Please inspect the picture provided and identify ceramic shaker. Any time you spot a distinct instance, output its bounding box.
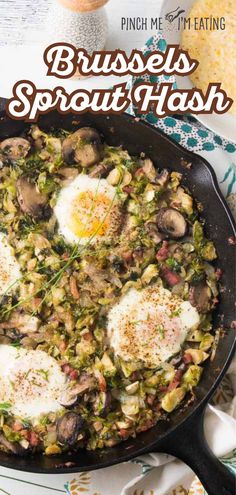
[46,0,109,54]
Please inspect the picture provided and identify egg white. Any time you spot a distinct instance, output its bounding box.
[54,175,122,245]
[0,346,66,420]
[0,233,21,296]
[107,286,200,368]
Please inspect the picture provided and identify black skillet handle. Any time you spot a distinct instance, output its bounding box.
[156,404,235,495]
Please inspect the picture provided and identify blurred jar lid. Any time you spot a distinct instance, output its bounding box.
[58,0,109,13]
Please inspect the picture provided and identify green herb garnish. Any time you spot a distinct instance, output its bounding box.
[0,402,12,411]
[156,325,165,340]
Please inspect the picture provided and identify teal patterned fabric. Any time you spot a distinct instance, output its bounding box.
[127,33,236,221]
[128,33,236,156]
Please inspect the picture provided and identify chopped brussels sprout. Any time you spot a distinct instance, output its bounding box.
[101,352,117,377]
[187,329,205,342]
[119,359,141,378]
[120,395,140,416]
[141,264,159,285]
[200,333,215,351]
[182,365,203,388]
[201,242,217,261]
[161,387,186,412]
[125,381,139,395]
[107,168,121,186]
[193,221,204,250]
[185,348,209,364]
[174,187,193,215]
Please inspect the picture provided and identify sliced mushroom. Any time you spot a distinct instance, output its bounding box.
[17,176,51,219]
[0,312,40,334]
[57,412,84,446]
[156,169,169,186]
[0,311,40,335]
[0,138,30,161]
[62,127,103,167]
[59,373,96,408]
[89,161,114,178]
[56,167,79,186]
[145,222,164,244]
[157,208,187,239]
[0,433,26,455]
[189,281,211,313]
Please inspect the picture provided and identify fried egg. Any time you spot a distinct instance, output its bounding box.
[107,286,200,368]
[0,346,66,420]
[0,233,21,296]
[54,175,122,245]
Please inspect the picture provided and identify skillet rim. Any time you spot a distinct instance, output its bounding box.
[0,109,235,473]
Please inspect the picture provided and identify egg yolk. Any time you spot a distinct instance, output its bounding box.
[68,191,112,239]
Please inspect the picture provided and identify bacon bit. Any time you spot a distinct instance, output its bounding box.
[183,353,193,364]
[61,363,72,375]
[0,321,15,329]
[59,341,67,353]
[156,240,169,261]
[130,371,140,381]
[134,167,144,177]
[83,331,93,342]
[12,421,23,432]
[69,369,79,381]
[161,266,181,287]
[228,236,236,245]
[122,185,134,194]
[29,431,39,447]
[93,421,103,433]
[33,297,42,310]
[168,370,183,391]
[61,363,78,381]
[69,276,80,300]
[147,394,155,406]
[159,385,168,393]
[119,429,131,439]
[121,250,133,262]
[21,429,30,440]
[97,372,107,392]
[215,268,223,280]
[62,252,70,260]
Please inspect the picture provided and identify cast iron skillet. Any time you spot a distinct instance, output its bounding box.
[0,103,235,495]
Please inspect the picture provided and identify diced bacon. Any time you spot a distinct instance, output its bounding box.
[59,341,68,353]
[119,429,131,439]
[161,266,181,286]
[147,394,155,406]
[156,240,169,261]
[69,276,80,300]
[83,332,93,342]
[69,369,79,380]
[122,185,134,194]
[183,353,193,364]
[12,421,23,432]
[29,431,39,447]
[168,369,183,391]
[134,167,144,177]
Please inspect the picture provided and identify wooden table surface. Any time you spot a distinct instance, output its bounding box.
[0,0,162,97]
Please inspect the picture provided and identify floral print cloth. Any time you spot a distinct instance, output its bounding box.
[0,33,235,495]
